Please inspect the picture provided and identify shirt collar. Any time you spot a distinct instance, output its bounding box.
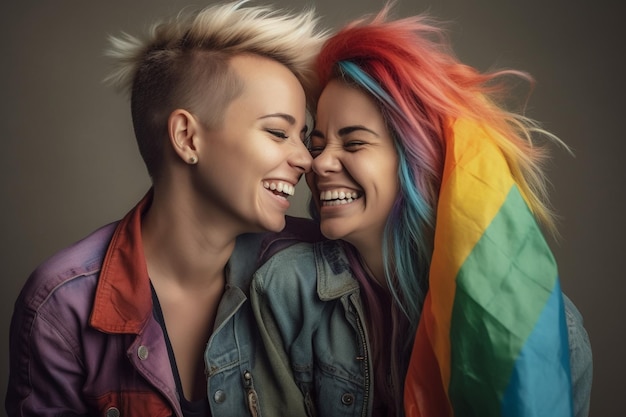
[90,191,153,334]
[88,191,271,334]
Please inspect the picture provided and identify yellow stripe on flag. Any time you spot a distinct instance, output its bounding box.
[430,118,516,391]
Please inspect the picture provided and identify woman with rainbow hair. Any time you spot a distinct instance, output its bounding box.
[251,6,592,417]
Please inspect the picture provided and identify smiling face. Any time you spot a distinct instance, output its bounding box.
[307,80,400,252]
[194,54,311,234]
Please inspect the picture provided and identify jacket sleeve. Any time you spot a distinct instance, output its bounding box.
[250,242,322,417]
[6,292,90,417]
[563,294,593,417]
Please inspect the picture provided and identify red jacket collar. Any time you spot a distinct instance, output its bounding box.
[90,191,153,334]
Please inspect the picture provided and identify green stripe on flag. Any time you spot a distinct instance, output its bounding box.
[448,185,558,416]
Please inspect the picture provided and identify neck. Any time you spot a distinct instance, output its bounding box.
[353,238,387,289]
[142,187,237,290]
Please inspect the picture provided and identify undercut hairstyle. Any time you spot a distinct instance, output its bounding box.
[312,5,568,414]
[105,1,327,179]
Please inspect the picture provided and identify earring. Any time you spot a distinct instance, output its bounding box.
[188,156,198,164]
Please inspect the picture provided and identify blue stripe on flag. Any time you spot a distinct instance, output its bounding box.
[501,279,573,417]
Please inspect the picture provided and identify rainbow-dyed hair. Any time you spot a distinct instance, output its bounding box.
[311,6,563,412]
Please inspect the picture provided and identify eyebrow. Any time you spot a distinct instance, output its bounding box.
[258,113,296,125]
[310,125,379,139]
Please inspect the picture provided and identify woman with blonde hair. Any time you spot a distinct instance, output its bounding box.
[6,2,327,416]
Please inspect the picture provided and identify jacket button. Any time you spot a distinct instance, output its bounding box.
[341,393,354,405]
[105,407,120,417]
[214,389,226,403]
[137,345,149,360]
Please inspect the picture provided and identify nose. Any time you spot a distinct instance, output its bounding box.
[312,146,342,176]
[289,139,312,174]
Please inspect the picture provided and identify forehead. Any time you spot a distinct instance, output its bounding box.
[230,54,303,98]
[221,54,306,125]
[317,80,384,125]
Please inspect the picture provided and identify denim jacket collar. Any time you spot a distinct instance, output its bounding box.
[212,232,266,332]
[314,240,360,301]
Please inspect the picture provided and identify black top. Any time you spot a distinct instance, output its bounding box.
[151,283,211,417]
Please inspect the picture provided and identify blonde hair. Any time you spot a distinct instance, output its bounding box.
[105,0,328,178]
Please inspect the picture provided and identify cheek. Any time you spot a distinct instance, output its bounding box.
[246,143,285,170]
[378,151,399,187]
[369,158,399,207]
[384,166,400,205]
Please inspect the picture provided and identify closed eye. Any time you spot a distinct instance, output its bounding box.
[345,140,366,150]
[267,129,289,140]
[308,145,324,157]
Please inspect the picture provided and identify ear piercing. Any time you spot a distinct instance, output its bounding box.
[188,156,198,164]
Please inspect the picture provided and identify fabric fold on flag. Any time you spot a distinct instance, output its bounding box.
[404,118,573,417]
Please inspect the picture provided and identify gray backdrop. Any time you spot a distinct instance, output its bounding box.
[1,1,623,415]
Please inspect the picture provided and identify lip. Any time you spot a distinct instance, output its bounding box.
[262,178,297,211]
[315,181,361,193]
[263,187,291,211]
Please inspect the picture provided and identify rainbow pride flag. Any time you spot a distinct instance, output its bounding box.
[404,119,573,417]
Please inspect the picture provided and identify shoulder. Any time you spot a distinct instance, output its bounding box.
[256,239,348,276]
[17,222,118,311]
[251,241,340,326]
[254,241,317,291]
[253,240,356,300]
[562,294,593,417]
[562,294,591,351]
[562,294,592,362]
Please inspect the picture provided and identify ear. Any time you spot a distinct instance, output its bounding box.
[168,109,200,164]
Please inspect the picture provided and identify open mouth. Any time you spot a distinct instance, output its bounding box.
[263,181,295,198]
[319,190,362,206]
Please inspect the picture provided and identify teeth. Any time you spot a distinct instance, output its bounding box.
[319,190,360,202]
[263,181,294,196]
[321,197,355,206]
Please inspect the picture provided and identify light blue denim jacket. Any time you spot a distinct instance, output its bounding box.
[251,240,593,417]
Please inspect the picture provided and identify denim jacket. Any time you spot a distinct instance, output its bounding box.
[251,240,593,417]
[6,192,320,417]
[252,240,373,417]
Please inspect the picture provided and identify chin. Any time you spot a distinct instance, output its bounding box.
[261,217,286,233]
[320,223,347,241]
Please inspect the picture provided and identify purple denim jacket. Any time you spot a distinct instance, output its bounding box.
[6,193,182,416]
[6,190,322,417]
